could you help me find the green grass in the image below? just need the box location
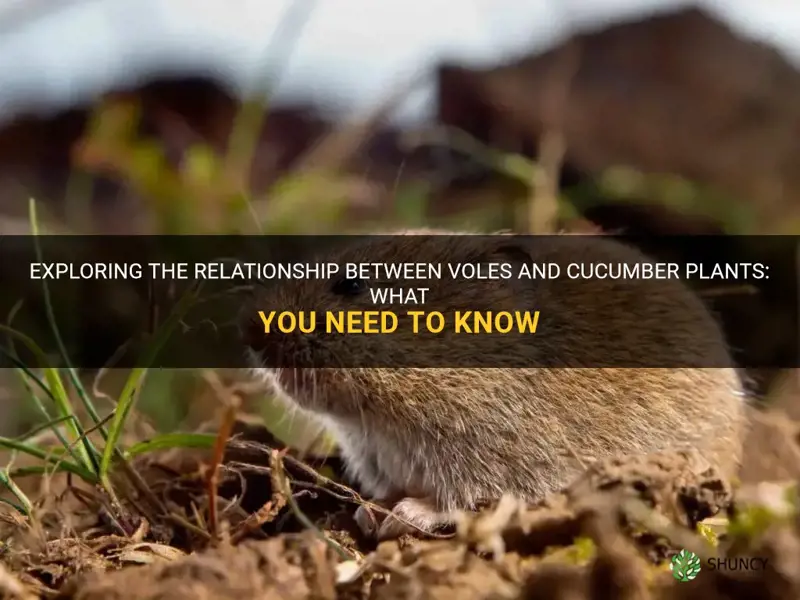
[0,93,360,514]
[0,199,217,517]
[0,88,360,518]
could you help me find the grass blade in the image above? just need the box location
[0,497,28,515]
[28,198,107,440]
[1,342,87,468]
[0,324,98,474]
[16,415,81,443]
[0,437,97,481]
[0,470,33,515]
[124,433,217,459]
[99,282,203,484]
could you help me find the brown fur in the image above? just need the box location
[243,231,747,534]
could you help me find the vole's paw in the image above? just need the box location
[376,497,454,541]
[354,503,384,539]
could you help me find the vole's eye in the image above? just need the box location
[331,277,368,297]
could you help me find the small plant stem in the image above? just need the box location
[203,371,240,541]
[0,325,97,474]
[0,436,96,481]
[28,199,108,444]
[0,470,33,515]
[100,283,202,499]
[2,347,86,467]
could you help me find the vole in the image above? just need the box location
[241,231,747,540]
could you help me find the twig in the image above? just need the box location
[283,454,364,500]
[227,462,354,504]
[69,486,128,537]
[228,442,452,539]
[271,449,353,559]
[230,457,288,543]
[165,512,213,541]
[203,371,240,541]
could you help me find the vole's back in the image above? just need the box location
[246,232,747,516]
[330,235,746,510]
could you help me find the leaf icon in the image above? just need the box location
[671,549,701,582]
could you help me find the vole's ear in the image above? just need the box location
[492,242,534,265]
[479,235,533,266]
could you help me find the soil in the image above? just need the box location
[2,407,800,600]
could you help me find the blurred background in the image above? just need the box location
[1,0,800,443]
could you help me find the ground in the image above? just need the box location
[1,407,799,600]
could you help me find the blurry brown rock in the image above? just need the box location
[435,7,800,232]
